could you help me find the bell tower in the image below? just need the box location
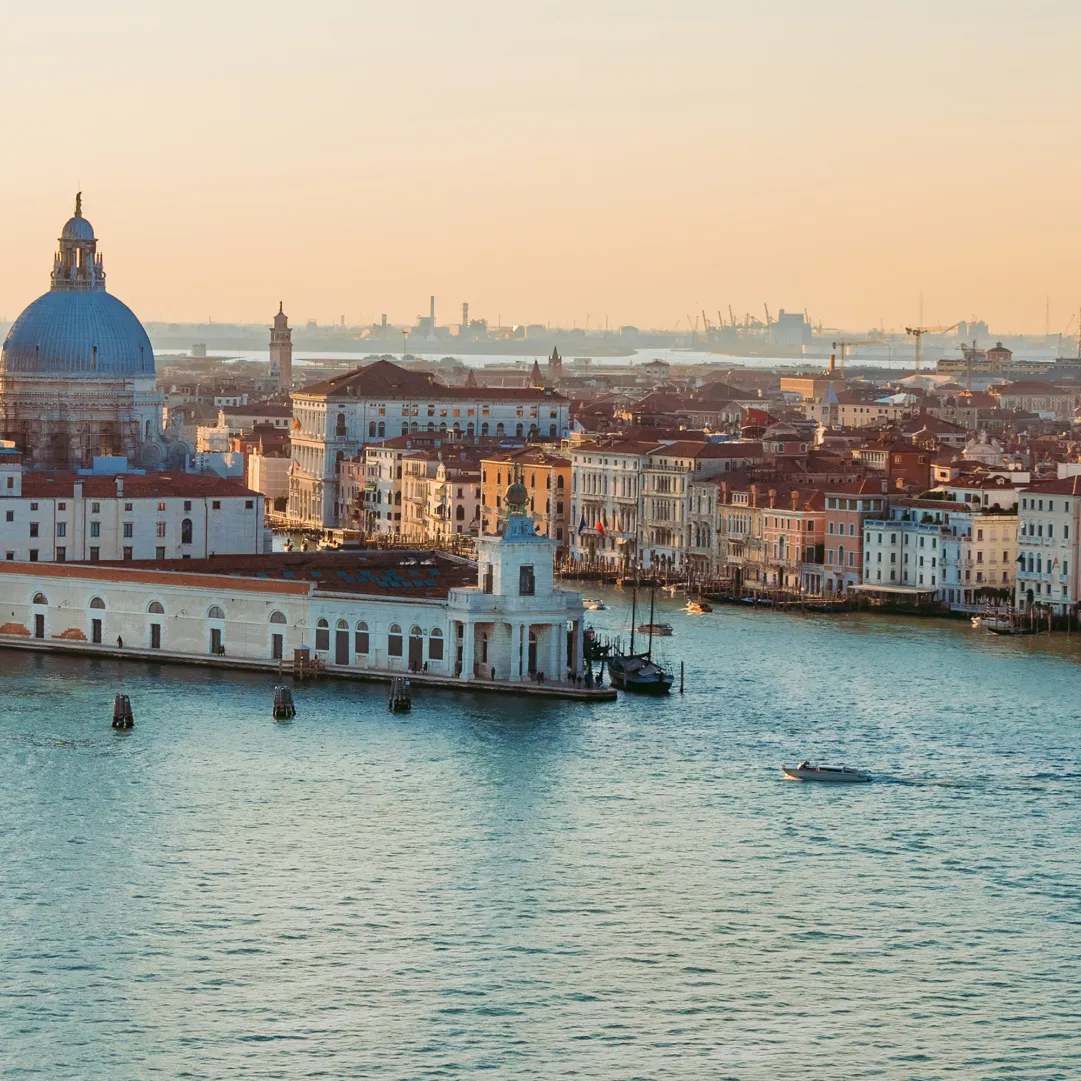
[269,301,293,391]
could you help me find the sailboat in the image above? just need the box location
[607,577,675,695]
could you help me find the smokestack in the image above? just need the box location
[462,301,469,329]
[430,296,435,321]
[381,314,387,328]
[829,353,836,373]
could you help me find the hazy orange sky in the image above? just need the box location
[1,1,1079,334]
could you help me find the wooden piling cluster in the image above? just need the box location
[111,694,134,730]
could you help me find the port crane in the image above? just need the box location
[831,337,880,377]
[905,323,959,373]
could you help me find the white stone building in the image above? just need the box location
[287,359,569,528]
[0,458,265,563]
[1015,476,1081,614]
[0,491,589,690]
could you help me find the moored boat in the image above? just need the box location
[637,622,673,636]
[782,761,872,783]
[609,578,674,695]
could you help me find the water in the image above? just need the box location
[1,597,1079,1079]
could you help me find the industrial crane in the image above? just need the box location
[904,323,959,373]
[831,337,880,378]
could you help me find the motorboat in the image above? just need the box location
[584,598,607,611]
[637,622,673,636]
[782,761,872,783]
[685,600,712,614]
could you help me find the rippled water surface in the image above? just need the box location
[2,598,1080,1079]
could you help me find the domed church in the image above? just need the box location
[0,195,167,469]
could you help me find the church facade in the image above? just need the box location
[0,196,170,470]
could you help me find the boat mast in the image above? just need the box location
[647,579,655,659]
[629,570,637,654]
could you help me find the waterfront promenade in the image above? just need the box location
[1,596,1078,1079]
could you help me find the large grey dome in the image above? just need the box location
[0,194,154,378]
[1,290,154,376]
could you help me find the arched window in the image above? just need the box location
[208,606,224,619]
[481,423,489,436]
[496,422,505,436]
[269,610,287,624]
[394,491,401,505]
[549,424,556,437]
[401,423,409,436]
[377,421,386,438]
[337,619,348,630]
[355,621,369,654]
[452,421,461,432]
[429,627,444,660]
[427,422,435,432]
[32,592,47,605]
[335,412,346,436]
[455,505,465,521]
[388,623,403,657]
[335,450,344,474]
[515,423,524,437]
[89,596,106,609]
[181,518,193,545]
[369,421,376,437]
[467,423,474,436]
[439,422,447,433]
[315,617,329,651]
[557,475,564,489]
[148,601,165,615]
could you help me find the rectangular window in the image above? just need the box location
[519,564,535,596]
[156,522,166,538]
[90,521,100,538]
[156,546,166,560]
[4,511,11,522]
[89,547,99,561]
[245,500,254,509]
[29,522,38,538]
[55,547,65,562]
[123,522,133,538]
[4,553,12,561]
[157,502,166,512]
[28,549,38,562]
[183,500,192,511]
[125,502,133,511]
[483,564,494,594]
[212,500,221,510]
[123,546,133,560]
[55,522,66,537]
[90,502,99,513]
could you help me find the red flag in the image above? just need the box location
[595,521,606,536]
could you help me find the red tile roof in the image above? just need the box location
[19,473,259,500]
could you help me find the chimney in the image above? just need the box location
[720,480,728,504]
[115,476,123,499]
[768,488,776,508]
[791,490,799,510]
[749,483,758,507]
[829,353,836,373]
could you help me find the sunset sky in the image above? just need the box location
[1,0,1078,334]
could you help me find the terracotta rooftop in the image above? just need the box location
[19,472,259,500]
[76,551,478,599]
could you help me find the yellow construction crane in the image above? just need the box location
[831,337,879,377]
[904,323,959,373]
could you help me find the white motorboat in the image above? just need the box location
[782,761,872,783]
[584,598,607,611]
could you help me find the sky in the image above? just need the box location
[0,0,1079,335]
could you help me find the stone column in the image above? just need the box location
[574,619,585,673]
[461,620,475,680]
[510,621,522,681]
[548,621,561,681]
